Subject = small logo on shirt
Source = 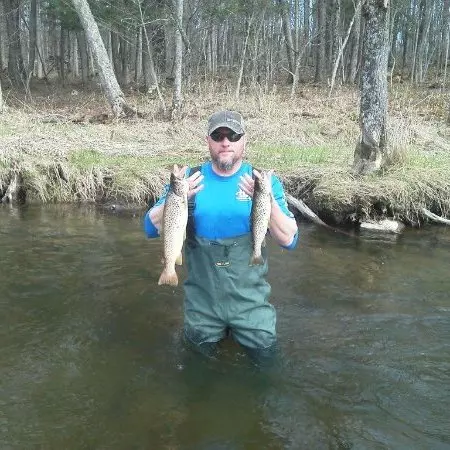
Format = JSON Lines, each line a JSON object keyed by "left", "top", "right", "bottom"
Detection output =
{"left": 235, "top": 188, "right": 251, "bottom": 201}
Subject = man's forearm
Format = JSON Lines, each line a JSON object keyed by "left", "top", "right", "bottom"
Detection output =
{"left": 148, "top": 203, "right": 165, "bottom": 233}
{"left": 268, "top": 199, "right": 298, "bottom": 247}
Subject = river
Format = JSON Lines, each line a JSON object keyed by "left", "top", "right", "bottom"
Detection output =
{"left": 1, "top": 205, "right": 449, "bottom": 449}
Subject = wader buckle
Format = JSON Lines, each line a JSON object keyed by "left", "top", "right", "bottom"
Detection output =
{"left": 210, "top": 241, "right": 236, "bottom": 267}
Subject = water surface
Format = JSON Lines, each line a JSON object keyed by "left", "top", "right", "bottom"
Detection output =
{"left": 1, "top": 205, "right": 449, "bottom": 449}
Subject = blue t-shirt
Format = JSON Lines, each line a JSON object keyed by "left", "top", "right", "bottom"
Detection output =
{"left": 144, "top": 161, "right": 298, "bottom": 249}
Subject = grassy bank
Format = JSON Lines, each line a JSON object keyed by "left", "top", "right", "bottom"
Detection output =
{"left": 1, "top": 81, "right": 449, "bottom": 226}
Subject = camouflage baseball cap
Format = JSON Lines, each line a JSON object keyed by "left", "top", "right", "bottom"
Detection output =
{"left": 207, "top": 110, "right": 245, "bottom": 135}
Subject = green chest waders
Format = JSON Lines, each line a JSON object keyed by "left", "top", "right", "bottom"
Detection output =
{"left": 183, "top": 234, "right": 277, "bottom": 353}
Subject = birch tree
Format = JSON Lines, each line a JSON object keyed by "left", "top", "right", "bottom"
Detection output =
{"left": 0, "top": 0, "right": 7, "bottom": 70}
{"left": 71, "top": 0, "right": 135, "bottom": 117}
{"left": 172, "top": 0, "right": 183, "bottom": 115}
{"left": 353, "top": 0, "right": 390, "bottom": 174}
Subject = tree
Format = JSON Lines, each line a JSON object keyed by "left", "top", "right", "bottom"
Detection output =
{"left": 315, "top": 0, "right": 327, "bottom": 82}
{"left": 0, "top": 77, "right": 3, "bottom": 113}
{"left": 172, "top": 0, "right": 183, "bottom": 115}
{"left": 353, "top": 0, "right": 390, "bottom": 174}
{"left": 278, "top": 0, "right": 295, "bottom": 81}
{"left": 5, "top": 0, "right": 26, "bottom": 87}
{"left": 71, "top": 0, "right": 135, "bottom": 117}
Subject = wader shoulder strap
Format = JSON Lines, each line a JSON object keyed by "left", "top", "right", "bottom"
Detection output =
{"left": 187, "top": 165, "right": 201, "bottom": 244}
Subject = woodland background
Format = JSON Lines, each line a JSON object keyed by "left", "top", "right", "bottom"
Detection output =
{"left": 0, "top": 0, "right": 449, "bottom": 226}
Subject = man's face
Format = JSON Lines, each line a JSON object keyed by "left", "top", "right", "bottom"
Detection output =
{"left": 207, "top": 127, "right": 246, "bottom": 172}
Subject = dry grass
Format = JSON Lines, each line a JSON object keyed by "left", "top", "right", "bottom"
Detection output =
{"left": 0, "top": 80, "right": 449, "bottom": 225}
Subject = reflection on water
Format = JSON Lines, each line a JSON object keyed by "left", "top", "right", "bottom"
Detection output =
{"left": 1, "top": 205, "right": 450, "bottom": 449}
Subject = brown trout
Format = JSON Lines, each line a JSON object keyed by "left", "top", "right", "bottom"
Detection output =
{"left": 250, "top": 170, "right": 273, "bottom": 265}
{"left": 158, "top": 167, "right": 189, "bottom": 286}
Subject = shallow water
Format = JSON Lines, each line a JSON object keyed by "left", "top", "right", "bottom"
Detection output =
{"left": 1, "top": 205, "right": 449, "bottom": 449}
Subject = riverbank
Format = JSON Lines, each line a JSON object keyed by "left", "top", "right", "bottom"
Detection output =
{"left": 1, "top": 82, "right": 449, "bottom": 227}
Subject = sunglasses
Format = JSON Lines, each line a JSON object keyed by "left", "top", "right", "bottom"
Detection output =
{"left": 210, "top": 130, "right": 244, "bottom": 143}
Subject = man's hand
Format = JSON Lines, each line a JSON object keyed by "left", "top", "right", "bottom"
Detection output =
{"left": 174, "top": 165, "right": 204, "bottom": 199}
{"left": 239, "top": 169, "right": 273, "bottom": 198}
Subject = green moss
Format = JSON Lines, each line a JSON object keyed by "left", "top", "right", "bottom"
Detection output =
{"left": 69, "top": 149, "right": 105, "bottom": 168}
{"left": 250, "top": 144, "right": 345, "bottom": 170}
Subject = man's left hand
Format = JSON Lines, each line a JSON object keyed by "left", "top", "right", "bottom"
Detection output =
{"left": 239, "top": 169, "right": 273, "bottom": 198}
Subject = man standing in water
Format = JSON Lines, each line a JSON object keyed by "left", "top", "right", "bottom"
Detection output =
{"left": 144, "top": 110, "right": 298, "bottom": 365}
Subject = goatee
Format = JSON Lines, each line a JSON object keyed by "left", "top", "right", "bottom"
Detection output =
{"left": 213, "top": 156, "right": 234, "bottom": 172}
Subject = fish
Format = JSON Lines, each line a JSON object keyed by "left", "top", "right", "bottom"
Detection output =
{"left": 250, "top": 170, "right": 273, "bottom": 266}
{"left": 158, "top": 166, "right": 189, "bottom": 286}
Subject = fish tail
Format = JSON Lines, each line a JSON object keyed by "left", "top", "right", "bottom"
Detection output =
{"left": 175, "top": 253, "right": 183, "bottom": 265}
{"left": 249, "top": 253, "right": 264, "bottom": 266}
{"left": 158, "top": 267, "right": 179, "bottom": 286}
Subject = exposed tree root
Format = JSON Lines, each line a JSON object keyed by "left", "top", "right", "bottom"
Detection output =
{"left": 1, "top": 173, "right": 20, "bottom": 204}
{"left": 286, "top": 193, "right": 354, "bottom": 236}
{"left": 422, "top": 208, "right": 450, "bottom": 225}
{"left": 286, "top": 193, "right": 329, "bottom": 226}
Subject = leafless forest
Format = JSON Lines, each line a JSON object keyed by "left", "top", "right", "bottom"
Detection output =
{"left": 0, "top": 0, "right": 449, "bottom": 222}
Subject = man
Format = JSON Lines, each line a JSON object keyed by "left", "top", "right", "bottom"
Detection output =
{"left": 144, "top": 110, "right": 298, "bottom": 365}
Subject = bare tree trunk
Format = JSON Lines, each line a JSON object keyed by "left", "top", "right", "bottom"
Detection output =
{"left": 71, "top": 32, "right": 79, "bottom": 78}
{"left": 71, "top": 0, "right": 134, "bottom": 117}
{"left": 329, "top": 0, "right": 341, "bottom": 78}
{"left": 401, "top": 9, "right": 409, "bottom": 74}
{"left": 315, "top": 0, "right": 327, "bottom": 82}
{"left": 304, "top": 0, "right": 311, "bottom": 64}
{"left": 348, "top": 4, "right": 361, "bottom": 83}
{"left": 135, "top": 27, "right": 142, "bottom": 84}
{"left": 329, "top": 1, "right": 361, "bottom": 96}
{"left": 0, "top": 0, "right": 8, "bottom": 70}
{"left": 120, "top": 35, "right": 130, "bottom": 86}
{"left": 410, "top": 0, "right": 420, "bottom": 81}
{"left": 353, "top": 0, "right": 390, "bottom": 174}
{"left": 415, "top": 0, "right": 433, "bottom": 83}
{"left": 28, "top": 0, "right": 37, "bottom": 76}
{"left": 5, "top": 0, "right": 25, "bottom": 87}
{"left": 111, "top": 31, "right": 122, "bottom": 83}
{"left": 440, "top": 0, "right": 450, "bottom": 74}
{"left": 0, "top": 77, "right": 3, "bottom": 113}
{"left": 172, "top": 0, "right": 183, "bottom": 115}
{"left": 138, "top": 0, "right": 165, "bottom": 112}
{"left": 443, "top": 16, "right": 449, "bottom": 88}
{"left": 278, "top": 0, "right": 295, "bottom": 82}
{"left": 59, "top": 27, "right": 66, "bottom": 85}
{"left": 77, "top": 31, "right": 89, "bottom": 84}
{"left": 36, "top": 0, "right": 45, "bottom": 78}
{"left": 235, "top": 16, "right": 253, "bottom": 99}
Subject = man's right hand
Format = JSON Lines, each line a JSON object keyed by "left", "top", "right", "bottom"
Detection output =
{"left": 175, "top": 165, "right": 204, "bottom": 199}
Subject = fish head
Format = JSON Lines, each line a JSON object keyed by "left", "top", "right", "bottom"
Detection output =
{"left": 254, "top": 170, "right": 273, "bottom": 195}
{"left": 170, "top": 172, "right": 189, "bottom": 197}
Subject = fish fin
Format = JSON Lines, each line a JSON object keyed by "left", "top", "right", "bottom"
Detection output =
{"left": 175, "top": 253, "right": 183, "bottom": 265}
{"left": 158, "top": 267, "right": 178, "bottom": 286}
{"left": 249, "top": 254, "right": 264, "bottom": 266}
{"left": 262, "top": 237, "right": 266, "bottom": 247}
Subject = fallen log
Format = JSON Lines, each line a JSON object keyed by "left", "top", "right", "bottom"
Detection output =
{"left": 286, "top": 193, "right": 353, "bottom": 236}
{"left": 286, "top": 193, "right": 328, "bottom": 227}
{"left": 422, "top": 208, "right": 450, "bottom": 225}
{"left": 359, "top": 218, "right": 405, "bottom": 234}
